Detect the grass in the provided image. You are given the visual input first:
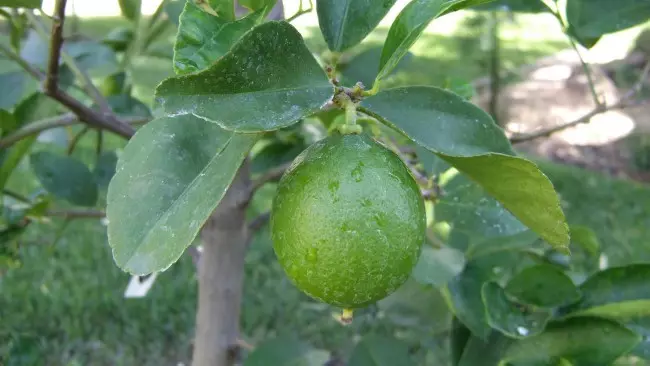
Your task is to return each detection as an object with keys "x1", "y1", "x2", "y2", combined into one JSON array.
[{"x1": 1, "y1": 11, "x2": 650, "y2": 366}]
